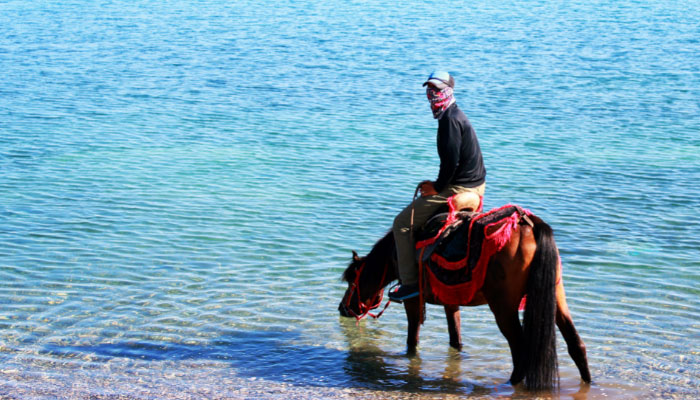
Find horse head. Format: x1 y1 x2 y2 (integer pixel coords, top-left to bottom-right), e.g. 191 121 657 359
338 232 397 320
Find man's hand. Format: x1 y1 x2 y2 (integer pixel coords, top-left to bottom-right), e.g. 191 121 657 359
419 181 438 197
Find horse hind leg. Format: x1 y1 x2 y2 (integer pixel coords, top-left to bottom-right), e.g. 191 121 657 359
491 308 526 384
555 282 592 383
484 287 526 385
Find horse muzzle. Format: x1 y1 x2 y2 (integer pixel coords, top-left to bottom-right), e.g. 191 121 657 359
338 301 352 317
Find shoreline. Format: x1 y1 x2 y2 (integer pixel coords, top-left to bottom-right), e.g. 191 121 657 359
0 359 667 400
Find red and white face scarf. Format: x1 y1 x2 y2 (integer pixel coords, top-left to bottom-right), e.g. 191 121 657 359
427 86 455 119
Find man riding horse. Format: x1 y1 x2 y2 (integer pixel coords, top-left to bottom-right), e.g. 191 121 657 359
341 72 592 389
390 71 487 301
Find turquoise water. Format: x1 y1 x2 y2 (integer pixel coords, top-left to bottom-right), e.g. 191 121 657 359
1 0 699 398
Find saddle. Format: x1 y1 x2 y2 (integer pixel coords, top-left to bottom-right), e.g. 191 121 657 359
414 200 533 306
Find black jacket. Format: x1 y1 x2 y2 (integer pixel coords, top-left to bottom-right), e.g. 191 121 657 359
434 104 486 192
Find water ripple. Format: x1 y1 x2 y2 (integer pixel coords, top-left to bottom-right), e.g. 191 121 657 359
1 0 699 398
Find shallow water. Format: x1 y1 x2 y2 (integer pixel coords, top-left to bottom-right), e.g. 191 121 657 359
1 0 699 398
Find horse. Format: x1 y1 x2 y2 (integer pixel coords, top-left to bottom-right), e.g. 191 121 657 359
338 211 591 390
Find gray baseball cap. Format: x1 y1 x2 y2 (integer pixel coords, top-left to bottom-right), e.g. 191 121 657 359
422 71 455 89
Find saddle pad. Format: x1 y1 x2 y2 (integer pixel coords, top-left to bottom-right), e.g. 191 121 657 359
418 204 530 305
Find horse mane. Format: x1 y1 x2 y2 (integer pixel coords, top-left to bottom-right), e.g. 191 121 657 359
342 230 395 285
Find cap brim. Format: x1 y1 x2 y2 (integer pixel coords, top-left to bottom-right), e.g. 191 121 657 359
422 79 448 89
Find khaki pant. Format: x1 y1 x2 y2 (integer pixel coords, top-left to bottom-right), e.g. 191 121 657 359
392 182 486 285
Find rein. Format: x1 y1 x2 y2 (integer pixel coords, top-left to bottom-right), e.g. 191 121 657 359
409 184 421 234
343 260 394 322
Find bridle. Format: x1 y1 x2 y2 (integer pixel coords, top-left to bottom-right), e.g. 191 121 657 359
341 260 395 322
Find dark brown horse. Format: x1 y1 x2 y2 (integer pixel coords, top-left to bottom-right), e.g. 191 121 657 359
338 212 591 390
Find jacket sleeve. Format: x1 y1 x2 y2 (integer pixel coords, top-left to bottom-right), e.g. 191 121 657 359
434 117 462 193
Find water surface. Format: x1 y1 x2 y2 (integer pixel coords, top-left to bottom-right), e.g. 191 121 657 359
1 0 699 398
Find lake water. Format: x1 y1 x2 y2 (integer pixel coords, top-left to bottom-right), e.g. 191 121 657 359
1 0 699 398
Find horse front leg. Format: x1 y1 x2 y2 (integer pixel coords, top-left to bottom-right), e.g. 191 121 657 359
403 297 423 355
444 304 462 350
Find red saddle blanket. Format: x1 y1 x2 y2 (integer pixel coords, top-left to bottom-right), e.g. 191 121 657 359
416 203 532 306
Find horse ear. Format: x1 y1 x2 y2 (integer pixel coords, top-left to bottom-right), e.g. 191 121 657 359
352 250 360 261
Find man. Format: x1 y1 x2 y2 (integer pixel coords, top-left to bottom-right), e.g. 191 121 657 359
389 71 487 301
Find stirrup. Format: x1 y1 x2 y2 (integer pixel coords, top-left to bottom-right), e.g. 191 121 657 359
389 284 419 302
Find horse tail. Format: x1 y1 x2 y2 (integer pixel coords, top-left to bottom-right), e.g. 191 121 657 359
522 215 559 390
